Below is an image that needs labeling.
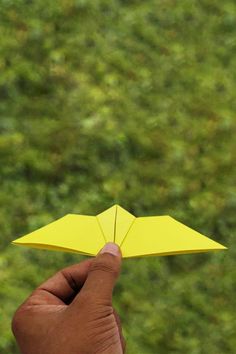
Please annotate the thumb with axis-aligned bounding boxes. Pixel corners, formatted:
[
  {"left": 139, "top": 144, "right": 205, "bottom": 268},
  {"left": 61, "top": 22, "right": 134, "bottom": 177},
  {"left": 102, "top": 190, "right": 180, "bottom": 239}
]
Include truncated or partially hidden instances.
[{"left": 78, "top": 242, "right": 122, "bottom": 303}]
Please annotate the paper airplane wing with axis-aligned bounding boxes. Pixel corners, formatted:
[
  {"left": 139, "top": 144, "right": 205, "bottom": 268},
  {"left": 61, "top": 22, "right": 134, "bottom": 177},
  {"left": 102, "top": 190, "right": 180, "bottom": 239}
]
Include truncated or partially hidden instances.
[
  {"left": 120, "top": 216, "right": 226, "bottom": 258},
  {"left": 12, "top": 214, "right": 106, "bottom": 256}
]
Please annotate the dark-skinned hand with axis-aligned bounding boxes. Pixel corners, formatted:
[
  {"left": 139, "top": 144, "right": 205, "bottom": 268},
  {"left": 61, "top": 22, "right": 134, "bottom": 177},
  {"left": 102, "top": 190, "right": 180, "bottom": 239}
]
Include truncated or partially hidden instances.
[{"left": 12, "top": 242, "right": 125, "bottom": 354}]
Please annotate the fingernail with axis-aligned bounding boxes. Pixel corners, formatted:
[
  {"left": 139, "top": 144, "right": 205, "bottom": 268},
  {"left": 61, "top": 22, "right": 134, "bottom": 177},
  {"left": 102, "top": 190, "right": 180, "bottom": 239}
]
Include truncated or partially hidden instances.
[{"left": 100, "top": 242, "right": 120, "bottom": 257}]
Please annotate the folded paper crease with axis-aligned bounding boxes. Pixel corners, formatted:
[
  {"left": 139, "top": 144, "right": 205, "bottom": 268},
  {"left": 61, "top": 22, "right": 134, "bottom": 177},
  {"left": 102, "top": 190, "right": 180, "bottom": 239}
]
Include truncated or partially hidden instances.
[{"left": 12, "top": 204, "right": 227, "bottom": 258}]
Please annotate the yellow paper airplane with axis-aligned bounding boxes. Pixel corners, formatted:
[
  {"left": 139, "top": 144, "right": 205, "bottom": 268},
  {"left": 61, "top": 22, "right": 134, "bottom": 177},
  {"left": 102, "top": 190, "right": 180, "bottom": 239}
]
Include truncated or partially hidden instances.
[{"left": 12, "top": 204, "right": 227, "bottom": 258}]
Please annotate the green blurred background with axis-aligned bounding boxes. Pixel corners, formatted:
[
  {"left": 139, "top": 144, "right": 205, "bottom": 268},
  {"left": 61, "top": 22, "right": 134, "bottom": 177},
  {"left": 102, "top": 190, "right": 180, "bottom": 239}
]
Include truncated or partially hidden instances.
[{"left": 0, "top": 0, "right": 235, "bottom": 353}]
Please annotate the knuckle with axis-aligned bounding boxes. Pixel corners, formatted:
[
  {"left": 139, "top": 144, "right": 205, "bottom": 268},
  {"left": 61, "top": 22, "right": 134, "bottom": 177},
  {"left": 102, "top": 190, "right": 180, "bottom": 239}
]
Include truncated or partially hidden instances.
[
  {"left": 94, "top": 333, "right": 121, "bottom": 354},
  {"left": 90, "top": 257, "right": 119, "bottom": 278},
  {"left": 86, "top": 316, "right": 120, "bottom": 354},
  {"left": 11, "top": 309, "right": 23, "bottom": 335},
  {"left": 77, "top": 290, "right": 94, "bottom": 306}
]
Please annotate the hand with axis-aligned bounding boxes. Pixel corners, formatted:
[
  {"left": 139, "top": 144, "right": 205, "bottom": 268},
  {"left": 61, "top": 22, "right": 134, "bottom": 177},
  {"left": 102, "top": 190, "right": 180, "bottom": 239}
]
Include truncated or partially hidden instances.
[{"left": 12, "top": 242, "right": 125, "bottom": 354}]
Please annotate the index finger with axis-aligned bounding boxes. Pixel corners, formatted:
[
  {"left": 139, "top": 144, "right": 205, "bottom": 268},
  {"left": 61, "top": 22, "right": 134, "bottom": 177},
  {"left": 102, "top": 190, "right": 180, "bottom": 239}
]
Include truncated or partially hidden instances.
[{"left": 28, "top": 259, "right": 93, "bottom": 306}]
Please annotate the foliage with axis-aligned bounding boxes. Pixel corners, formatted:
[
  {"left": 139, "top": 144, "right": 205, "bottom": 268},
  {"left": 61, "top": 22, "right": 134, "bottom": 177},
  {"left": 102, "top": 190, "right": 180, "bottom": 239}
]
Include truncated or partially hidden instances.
[{"left": 0, "top": 0, "right": 235, "bottom": 353}]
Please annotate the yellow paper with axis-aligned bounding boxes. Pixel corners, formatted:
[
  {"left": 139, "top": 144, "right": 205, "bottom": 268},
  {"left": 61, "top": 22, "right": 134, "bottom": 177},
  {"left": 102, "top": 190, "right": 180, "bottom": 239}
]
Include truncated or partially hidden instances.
[{"left": 12, "top": 204, "right": 227, "bottom": 258}]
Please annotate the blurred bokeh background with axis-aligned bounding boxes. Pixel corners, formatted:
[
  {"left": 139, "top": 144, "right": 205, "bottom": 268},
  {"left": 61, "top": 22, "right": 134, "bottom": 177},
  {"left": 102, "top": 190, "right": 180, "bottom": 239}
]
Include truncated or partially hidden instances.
[{"left": 0, "top": 1, "right": 235, "bottom": 353}]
